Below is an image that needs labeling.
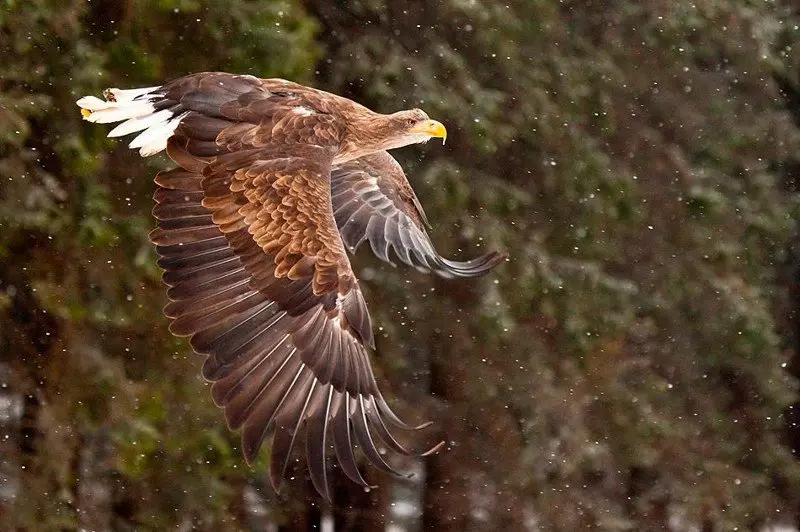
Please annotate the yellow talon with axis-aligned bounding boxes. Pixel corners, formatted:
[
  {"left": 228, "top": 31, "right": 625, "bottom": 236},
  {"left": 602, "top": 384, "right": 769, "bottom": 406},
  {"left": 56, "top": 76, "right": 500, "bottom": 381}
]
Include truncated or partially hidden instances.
[{"left": 81, "top": 108, "right": 91, "bottom": 118}]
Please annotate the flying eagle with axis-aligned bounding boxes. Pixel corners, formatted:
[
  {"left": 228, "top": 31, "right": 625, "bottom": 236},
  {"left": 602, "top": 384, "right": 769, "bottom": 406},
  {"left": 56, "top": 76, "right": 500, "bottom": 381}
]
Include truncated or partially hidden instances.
[{"left": 77, "top": 72, "right": 504, "bottom": 498}]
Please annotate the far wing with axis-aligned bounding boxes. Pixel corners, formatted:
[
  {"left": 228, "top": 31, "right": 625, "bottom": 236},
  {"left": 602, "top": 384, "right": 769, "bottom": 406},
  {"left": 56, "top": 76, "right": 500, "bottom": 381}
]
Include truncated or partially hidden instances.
[{"left": 331, "top": 152, "right": 505, "bottom": 278}]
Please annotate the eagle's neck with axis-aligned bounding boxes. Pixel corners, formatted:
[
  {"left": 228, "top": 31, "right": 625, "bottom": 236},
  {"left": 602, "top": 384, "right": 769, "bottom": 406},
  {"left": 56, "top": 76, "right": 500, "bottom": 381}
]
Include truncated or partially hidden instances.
[{"left": 335, "top": 112, "right": 412, "bottom": 164}]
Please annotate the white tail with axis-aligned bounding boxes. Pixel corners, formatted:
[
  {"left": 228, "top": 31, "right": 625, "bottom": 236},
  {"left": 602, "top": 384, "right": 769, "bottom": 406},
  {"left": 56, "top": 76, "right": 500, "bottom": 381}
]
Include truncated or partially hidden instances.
[{"left": 77, "top": 86, "right": 187, "bottom": 157}]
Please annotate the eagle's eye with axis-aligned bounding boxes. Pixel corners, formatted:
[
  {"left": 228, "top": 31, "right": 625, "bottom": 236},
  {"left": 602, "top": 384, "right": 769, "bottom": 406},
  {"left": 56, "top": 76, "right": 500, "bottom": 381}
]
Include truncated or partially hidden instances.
[{"left": 406, "top": 117, "right": 416, "bottom": 127}]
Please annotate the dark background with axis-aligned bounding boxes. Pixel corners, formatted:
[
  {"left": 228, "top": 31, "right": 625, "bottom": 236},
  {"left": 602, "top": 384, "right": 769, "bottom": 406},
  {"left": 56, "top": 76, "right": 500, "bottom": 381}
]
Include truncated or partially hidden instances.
[{"left": 2, "top": 1, "right": 800, "bottom": 530}]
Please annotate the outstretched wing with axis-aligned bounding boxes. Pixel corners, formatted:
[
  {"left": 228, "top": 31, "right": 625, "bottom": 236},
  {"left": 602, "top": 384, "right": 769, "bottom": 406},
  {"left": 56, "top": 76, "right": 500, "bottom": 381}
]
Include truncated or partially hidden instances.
[
  {"left": 331, "top": 152, "right": 506, "bottom": 277},
  {"left": 84, "top": 72, "right": 439, "bottom": 498}
]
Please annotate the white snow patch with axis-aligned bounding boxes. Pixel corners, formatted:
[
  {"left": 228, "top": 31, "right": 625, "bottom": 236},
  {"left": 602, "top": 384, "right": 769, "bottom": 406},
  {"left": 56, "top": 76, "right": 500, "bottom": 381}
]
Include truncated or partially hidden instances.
[{"left": 292, "top": 106, "right": 315, "bottom": 116}]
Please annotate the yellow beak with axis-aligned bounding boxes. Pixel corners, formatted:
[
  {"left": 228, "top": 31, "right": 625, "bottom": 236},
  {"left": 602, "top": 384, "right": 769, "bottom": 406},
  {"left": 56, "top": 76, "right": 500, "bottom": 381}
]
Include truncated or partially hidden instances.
[{"left": 410, "top": 120, "right": 447, "bottom": 144}]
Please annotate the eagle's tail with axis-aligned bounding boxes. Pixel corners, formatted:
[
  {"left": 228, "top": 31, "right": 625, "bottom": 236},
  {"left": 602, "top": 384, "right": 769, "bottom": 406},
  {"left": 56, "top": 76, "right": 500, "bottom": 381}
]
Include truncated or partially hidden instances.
[{"left": 76, "top": 86, "right": 187, "bottom": 157}]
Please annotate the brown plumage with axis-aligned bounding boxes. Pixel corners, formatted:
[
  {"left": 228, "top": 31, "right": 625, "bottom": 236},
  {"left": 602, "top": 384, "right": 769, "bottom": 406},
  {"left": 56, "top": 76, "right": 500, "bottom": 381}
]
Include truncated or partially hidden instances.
[{"left": 78, "top": 71, "right": 505, "bottom": 498}]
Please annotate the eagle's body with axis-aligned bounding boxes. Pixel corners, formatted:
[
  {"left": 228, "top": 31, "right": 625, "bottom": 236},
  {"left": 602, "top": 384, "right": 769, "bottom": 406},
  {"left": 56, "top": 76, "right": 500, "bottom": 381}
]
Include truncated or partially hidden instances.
[{"left": 78, "top": 72, "right": 504, "bottom": 498}]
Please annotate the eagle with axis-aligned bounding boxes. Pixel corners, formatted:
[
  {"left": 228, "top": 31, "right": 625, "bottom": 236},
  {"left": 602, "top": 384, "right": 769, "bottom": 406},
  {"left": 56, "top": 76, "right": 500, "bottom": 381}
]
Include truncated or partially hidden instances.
[{"left": 77, "top": 72, "right": 505, "bottom": 498}]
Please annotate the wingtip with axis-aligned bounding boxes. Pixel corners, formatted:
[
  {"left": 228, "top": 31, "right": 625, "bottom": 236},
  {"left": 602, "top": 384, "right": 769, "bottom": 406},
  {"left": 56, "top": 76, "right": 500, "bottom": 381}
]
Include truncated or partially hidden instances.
[
  {"left": 241, "top": 441, "right": 258, "bottom": 468},
  {"left": 319, "top": 484, "right": 333, "bottom": 502},
  {"left": 433, "top": 249, "right": 507, "bottom": 278},
  {"left": 268, "top": 471, "right": 284, "bottom": 495},
  {"left": 269, "top": 452, "right": 290, "bottom": 495},
  {"left": 421, "top": 440, "right": 446, "bottom": 457}
]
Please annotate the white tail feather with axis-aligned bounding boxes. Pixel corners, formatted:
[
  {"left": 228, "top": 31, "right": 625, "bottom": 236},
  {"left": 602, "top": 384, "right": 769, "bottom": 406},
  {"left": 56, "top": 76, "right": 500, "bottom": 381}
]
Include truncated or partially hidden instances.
[
  {"left": 106, "top": 86, "right": 160, "bottom": 102},
  {"left": 82, "top": 101, "right": 156, "bottom": 124},
  {"left": 108, "top": 109, "right": 174, "bottom": 137},
  {"left": 76, "top": 96, "right": 113, "bottom": 111},
  {"left": 77, "top": 84, "right": 190, "bottom": 157},
  {"left": 129, "top": 112, "right": 189, "bottom": 156}
]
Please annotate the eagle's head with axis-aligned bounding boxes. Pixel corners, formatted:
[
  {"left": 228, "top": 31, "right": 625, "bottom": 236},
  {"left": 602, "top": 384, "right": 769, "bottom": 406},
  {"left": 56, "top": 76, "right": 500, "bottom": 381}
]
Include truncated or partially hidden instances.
[
  {"left": 338, "top": 108, "right": 447, "bottom": 163},
  {"left": 391, "top": 109, "right": 447, "bottom": 145}
]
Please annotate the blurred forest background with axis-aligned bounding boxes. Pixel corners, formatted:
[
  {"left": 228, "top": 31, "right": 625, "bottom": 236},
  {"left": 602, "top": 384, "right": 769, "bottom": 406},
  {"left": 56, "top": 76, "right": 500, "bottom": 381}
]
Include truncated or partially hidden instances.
[{"left": 2, "top": 0, "right": 800, "bottom": 530}]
